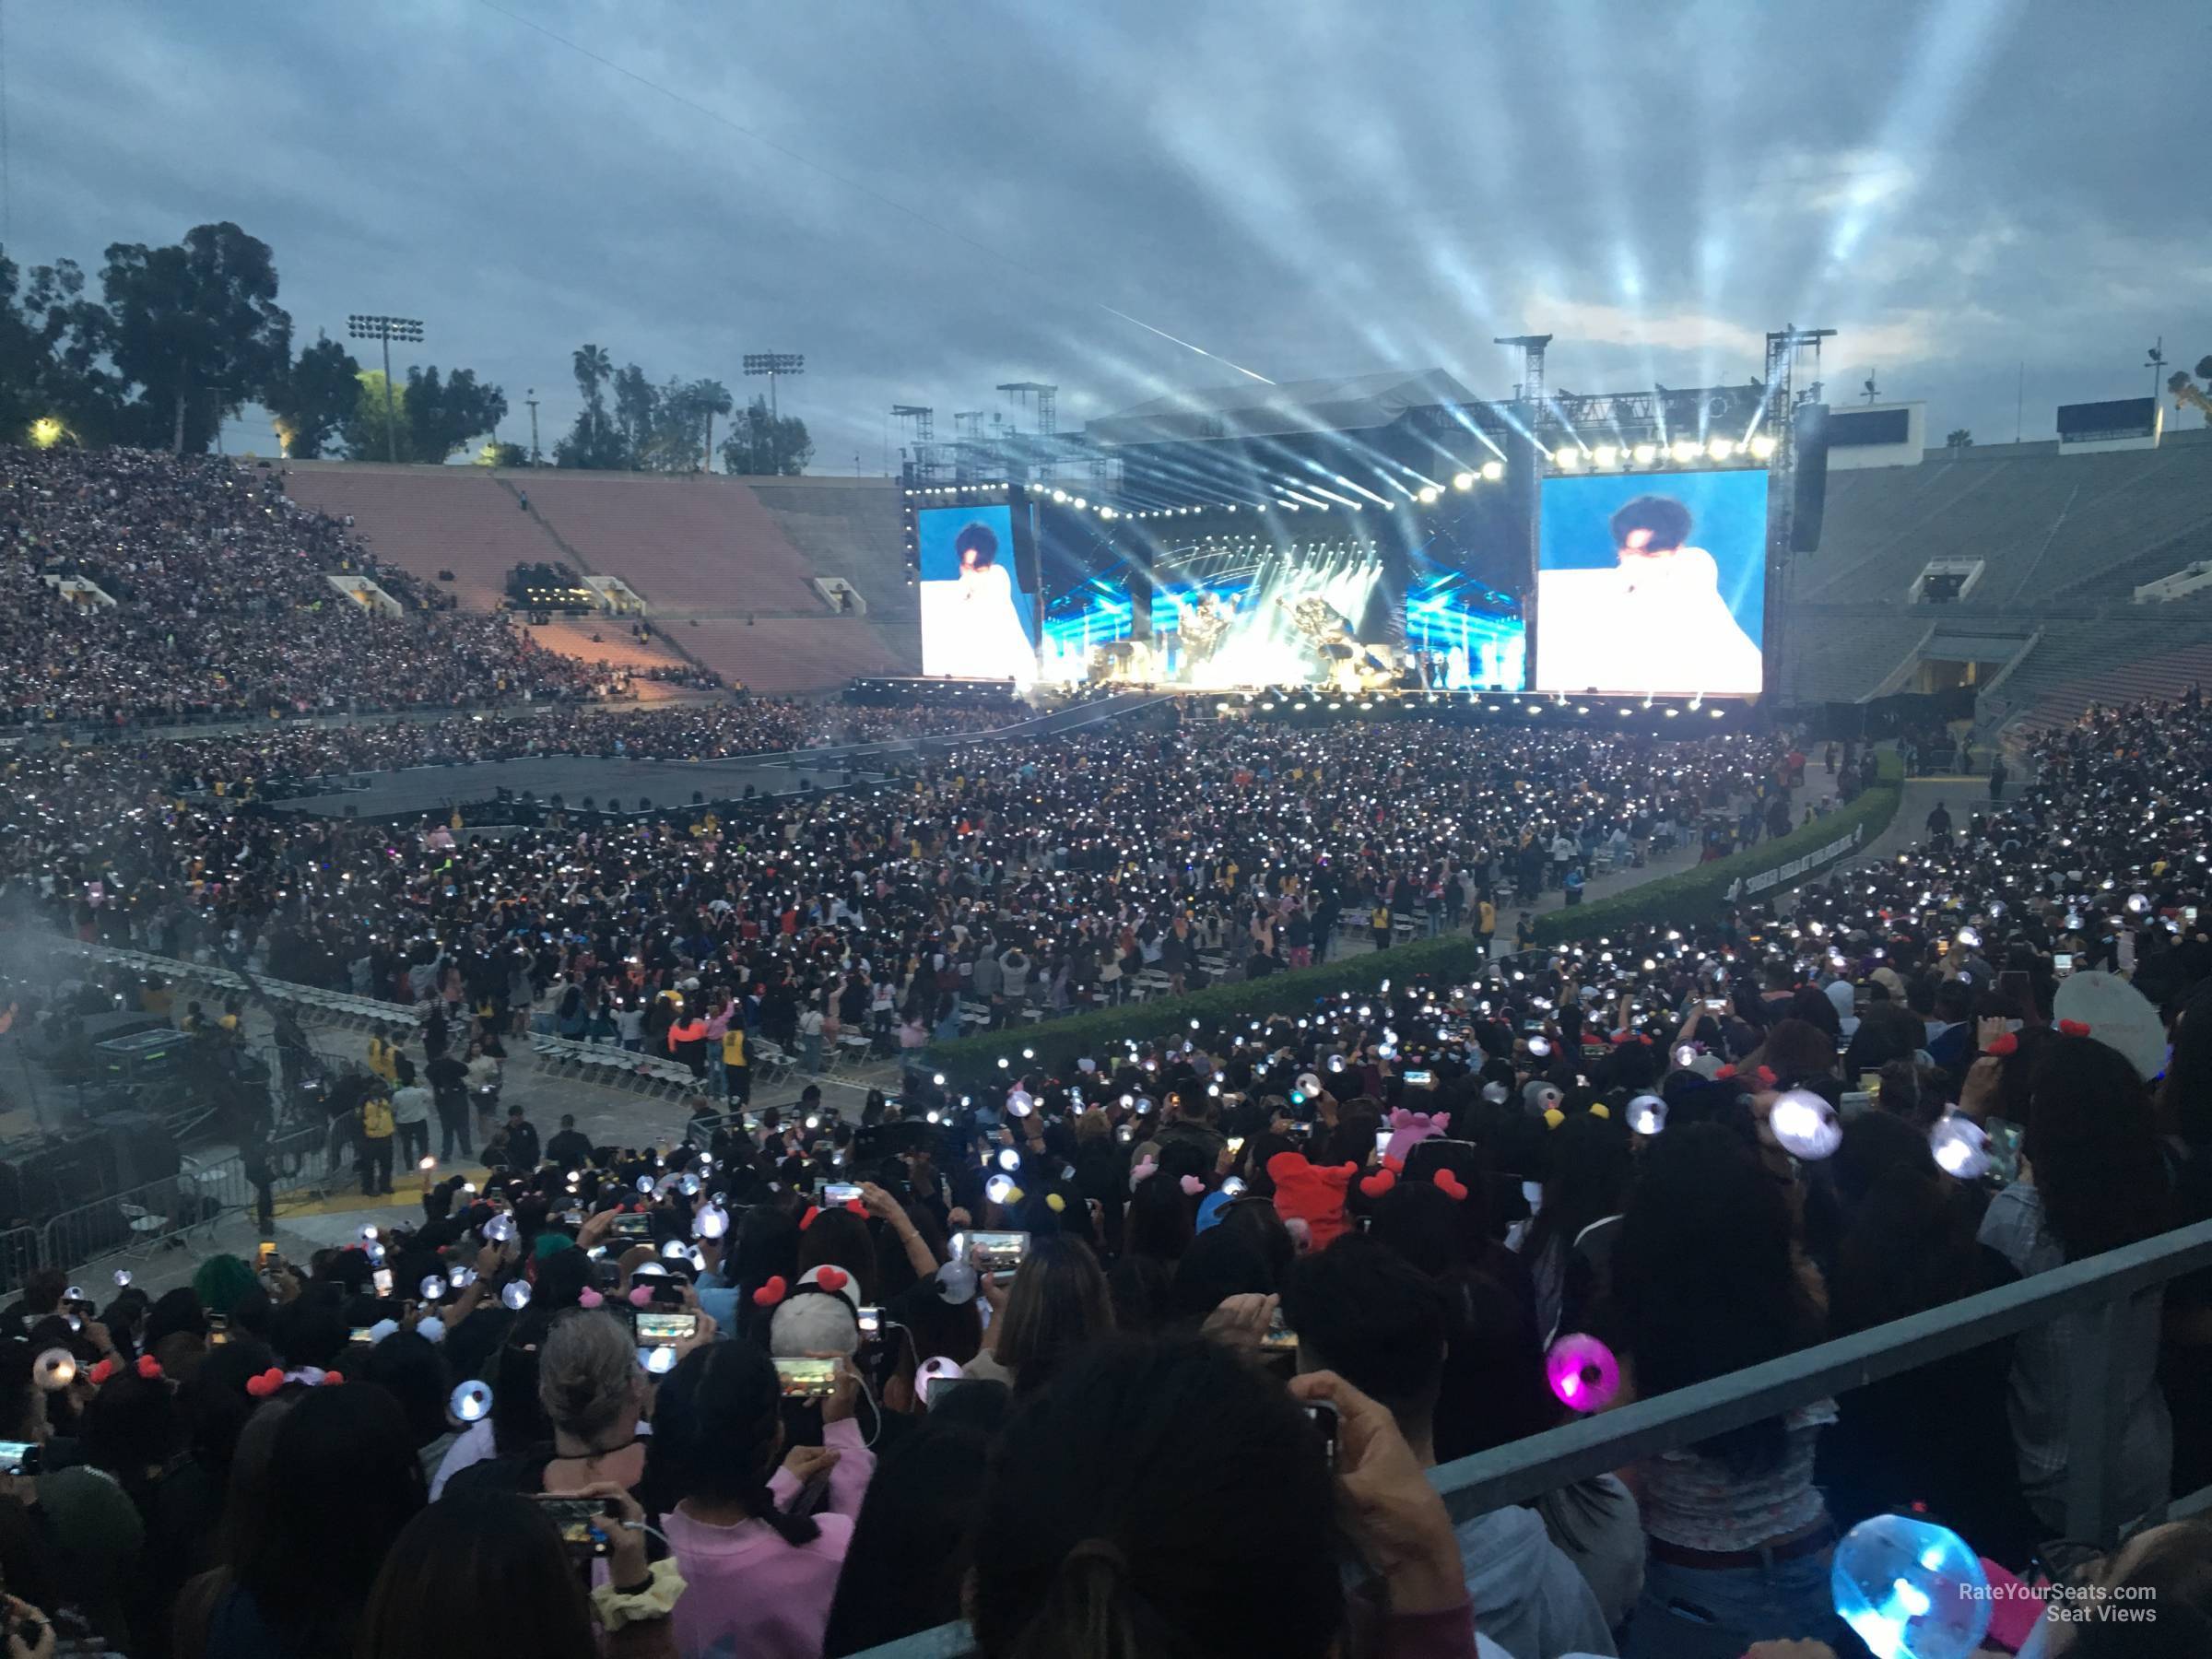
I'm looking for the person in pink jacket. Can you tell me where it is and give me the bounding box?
[647,1343,875,1659]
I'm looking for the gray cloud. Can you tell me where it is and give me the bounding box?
[8,0,2208,471]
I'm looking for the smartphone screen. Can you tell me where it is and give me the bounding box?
[372,1268,394,1298]
[533,1496,613,1557]
[949,1230,1030,1279]
[609,1213,653,1241]
[821,1182,863,1206]
[1402,1070,1434,1087]
[1305,1401,1339,1470]
[1261,1310,1299,1352]
[1985,1119,2025,1185]
[1373,1128,1393,1161]
[0,1441,41,1476]
[347,1325,379,1345]
[633,1311,699,1345]
[2053,952,2074,976]
[773,1358,839,1399]
[857,1305,882,1338]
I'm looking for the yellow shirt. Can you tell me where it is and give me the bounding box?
[722,1028,747,1066]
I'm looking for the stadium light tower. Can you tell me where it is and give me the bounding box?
[347,314,424,464]
[743,352,805,427]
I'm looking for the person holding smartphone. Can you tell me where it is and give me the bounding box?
[967,1338,1480,1659]
[648,1343,875,1659]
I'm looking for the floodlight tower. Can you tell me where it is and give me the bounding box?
[347,313,424,463]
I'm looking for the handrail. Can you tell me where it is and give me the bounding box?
[850,1216,2212,1658]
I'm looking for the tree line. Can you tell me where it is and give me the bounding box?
[0,219,812,473]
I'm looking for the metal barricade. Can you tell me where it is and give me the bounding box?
[0,1226,44,1294]
[37,1155,248,1278]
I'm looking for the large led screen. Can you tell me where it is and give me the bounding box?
[1535,470,1767,696]
[917,504,1037,688]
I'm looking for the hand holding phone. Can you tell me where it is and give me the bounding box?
[1287,1370,1463,1616]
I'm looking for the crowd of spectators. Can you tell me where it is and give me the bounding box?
[6,672,2212,1658]
[4,713,1801,1079]
[0,445,615,724]
[104,698,1034,799]
[13,448,2212,1657]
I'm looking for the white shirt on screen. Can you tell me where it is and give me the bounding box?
[920,561,1035,688]
[1535,546,1761,696]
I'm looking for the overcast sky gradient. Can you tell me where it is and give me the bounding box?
[7,0,2207,470]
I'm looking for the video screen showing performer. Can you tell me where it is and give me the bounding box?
[918,505,1037,689]
[1535,470,1767,697]
[1405,487,1528,691]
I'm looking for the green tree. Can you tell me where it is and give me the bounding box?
[719,394,813,476]
[265,331,360,458]
[690,377,733,471]
[1944,428,1974,449]
[100,221,290,453]
[570,341,612,454]
[405,365,508,464]
[610,363,656,467]
[474,440,529,467]
[2169,359,2212,427]
[344,370,408,461]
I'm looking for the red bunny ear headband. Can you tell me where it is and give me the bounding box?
[88,1355,164,1385]
[1357,1163,1467,1203]
[245,1366,345,1399]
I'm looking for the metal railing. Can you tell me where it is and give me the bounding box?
[853,1216,2212,1658]
[38,1155,249,1278]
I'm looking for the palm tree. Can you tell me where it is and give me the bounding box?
[571,344,613,446]
[571,343,612,401]
[692,378,734,472]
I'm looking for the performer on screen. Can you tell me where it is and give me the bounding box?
[1178,591,1230,679]
[943,520,1036,689]
[1536,492,1762,695]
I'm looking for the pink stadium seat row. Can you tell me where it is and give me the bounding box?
[277,465,562,612]
[519,475,824,614]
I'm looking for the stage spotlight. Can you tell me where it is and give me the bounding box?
[1418,485,1441,503]
[1073,497,1088,509]
[1100,505,1116,519]
[1052,488,1067,502]
[1707,438,1735,460]
[1553,447,1580,470]
[1632,442,1658,465]
[1592,445,1618,468]
[1749,433,1777,459]
[1480,460,1503,481]
[1669,440,1700,463]
[1453,471,1475,490]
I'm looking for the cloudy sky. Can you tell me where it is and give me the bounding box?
[7,0,2207,470]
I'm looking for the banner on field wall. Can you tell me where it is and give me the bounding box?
[1725,819,1866,903]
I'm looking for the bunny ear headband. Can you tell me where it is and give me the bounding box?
[88,1355,164,1385]
[246,1366,345,1399]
